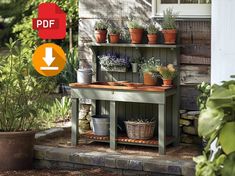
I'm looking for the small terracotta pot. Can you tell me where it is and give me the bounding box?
[143,72,156,86]
[109,34,120,43]
[163,79,172,86]
[95,30,107,43]
[147,34,157,44]
[129,28,144,44]
[162,29,177,44]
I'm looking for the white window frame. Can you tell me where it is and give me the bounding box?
[154,0,211,18]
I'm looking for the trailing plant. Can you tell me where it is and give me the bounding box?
[0,39,56,132]
[162,8,177,30]
[108,26,121,35]
[127,20,144,29]
[147,24,159,34]
[94,20,108,30]
[194,78,235,176]
[156,64,177,80]
[140,57,161,73]
[197,82,212,111]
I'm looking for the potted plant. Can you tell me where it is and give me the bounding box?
[108,26,121,43]
[140,57,161,86]
[94,20,108,43]
[0,40,55,171]
[156,64,177,86]
[147,24,159,44]
[124,119,156,140]
[162,8,177,44]
[98,53,130,72]
[127,20,144,44]
[131,58,140,73]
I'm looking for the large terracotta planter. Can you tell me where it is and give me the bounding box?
[0,131,35,171]
[143,72,156,86]
[109,34,120,43]
[95,30,107,43]
[163,79,172,86]
[147,34,157,44]
[162,29,177,44]
[129,28,144,44]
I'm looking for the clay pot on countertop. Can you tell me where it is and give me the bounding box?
[95,30,107,43]
[129,28,144,44]
[162,29,177,44]
[163,79,173,86]
[143,72,157,86]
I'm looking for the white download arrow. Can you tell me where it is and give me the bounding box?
[40,47,58,70]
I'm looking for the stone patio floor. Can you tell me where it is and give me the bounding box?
[34,128,201,176]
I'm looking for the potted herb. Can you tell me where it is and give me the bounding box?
[94,20,108,43]
[162,8,177,44]
[147,24,159,44]
[156,64,177,86]
[131,58,140,73]
[124,119,156,140]
[140,57,161,86]
[108,26,121,43]
[0,40,55,171]
[127,20,144,44]
[98,53,130,72]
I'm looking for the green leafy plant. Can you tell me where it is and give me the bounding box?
[162,8,177,30]
[194,78,235,176]
[131,57,141,64]
[140,57,161,73]
[108,26,121,35]
[0,39,55,131]
[147,24,159,34]
[197,82,212,110]
[94,20,108,30]
[156,64,176,80]
[127,20,144,29]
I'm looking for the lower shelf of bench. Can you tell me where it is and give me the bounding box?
[81,131,175,147]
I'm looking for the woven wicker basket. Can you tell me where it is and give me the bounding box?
[124,121,156,140]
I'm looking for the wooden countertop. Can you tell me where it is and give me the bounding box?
[69,82,175,92]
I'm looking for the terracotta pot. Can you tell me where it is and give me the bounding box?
[162,29,177,44]
[0,131,35,171]
[147,34,157,44]
[129,28,144,44]
[95,30,107,43]
[143,72,156,86]
[163,79,172,86]
[109,34,120,43]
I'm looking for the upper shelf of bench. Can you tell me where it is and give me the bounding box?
[85,43,181,49]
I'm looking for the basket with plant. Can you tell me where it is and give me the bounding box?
[108,26,121,43]
[156,64,177,86]
[127,20,144,44]
[147,24,159,44]
[94,20,108,43]
[140,57,161,86]
[162,8,177,44]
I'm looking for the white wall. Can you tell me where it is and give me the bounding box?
[211,0,235,84]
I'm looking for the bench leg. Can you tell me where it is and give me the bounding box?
[110,101,117,150]
[172,94,179,146]
[158,104,166,155]
[71,98,79,146]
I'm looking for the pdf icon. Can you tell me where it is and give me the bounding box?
[32,3,66,39]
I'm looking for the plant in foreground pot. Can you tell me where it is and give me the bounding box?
[127,20,144,44]
[0,40,55,171]
[94,20,108,43]
[140,57,161,86]
[156,64,177,86]
[194,78,235,176]
[147,24,159,44]
[162,8,177,44]
[108,26,121,44]
[125,118,156,140]
[98,53,130,72]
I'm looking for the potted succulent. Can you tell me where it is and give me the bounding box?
[147,24,159,44]
[140,57,161,86]
[124,119,156,140]
[0,40,54,171]
[127,20,144,44]
[108,26,121,43]
[162,8,177,44]
[94,20,108,43]
[131,58,140,73]
[156,64,177,86]
[98,53,130,72]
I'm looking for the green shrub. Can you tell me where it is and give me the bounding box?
[162,8,177,30]
[147,24,159,34]
[94,20,108,30]
[127,20,144,29]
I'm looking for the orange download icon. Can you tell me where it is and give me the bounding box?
[32,43,66,76]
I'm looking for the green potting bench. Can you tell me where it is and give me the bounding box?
[71,43,180,155]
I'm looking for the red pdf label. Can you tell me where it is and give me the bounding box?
[32,3,66,39]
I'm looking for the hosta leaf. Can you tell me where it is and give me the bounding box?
[221,152,235,176]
